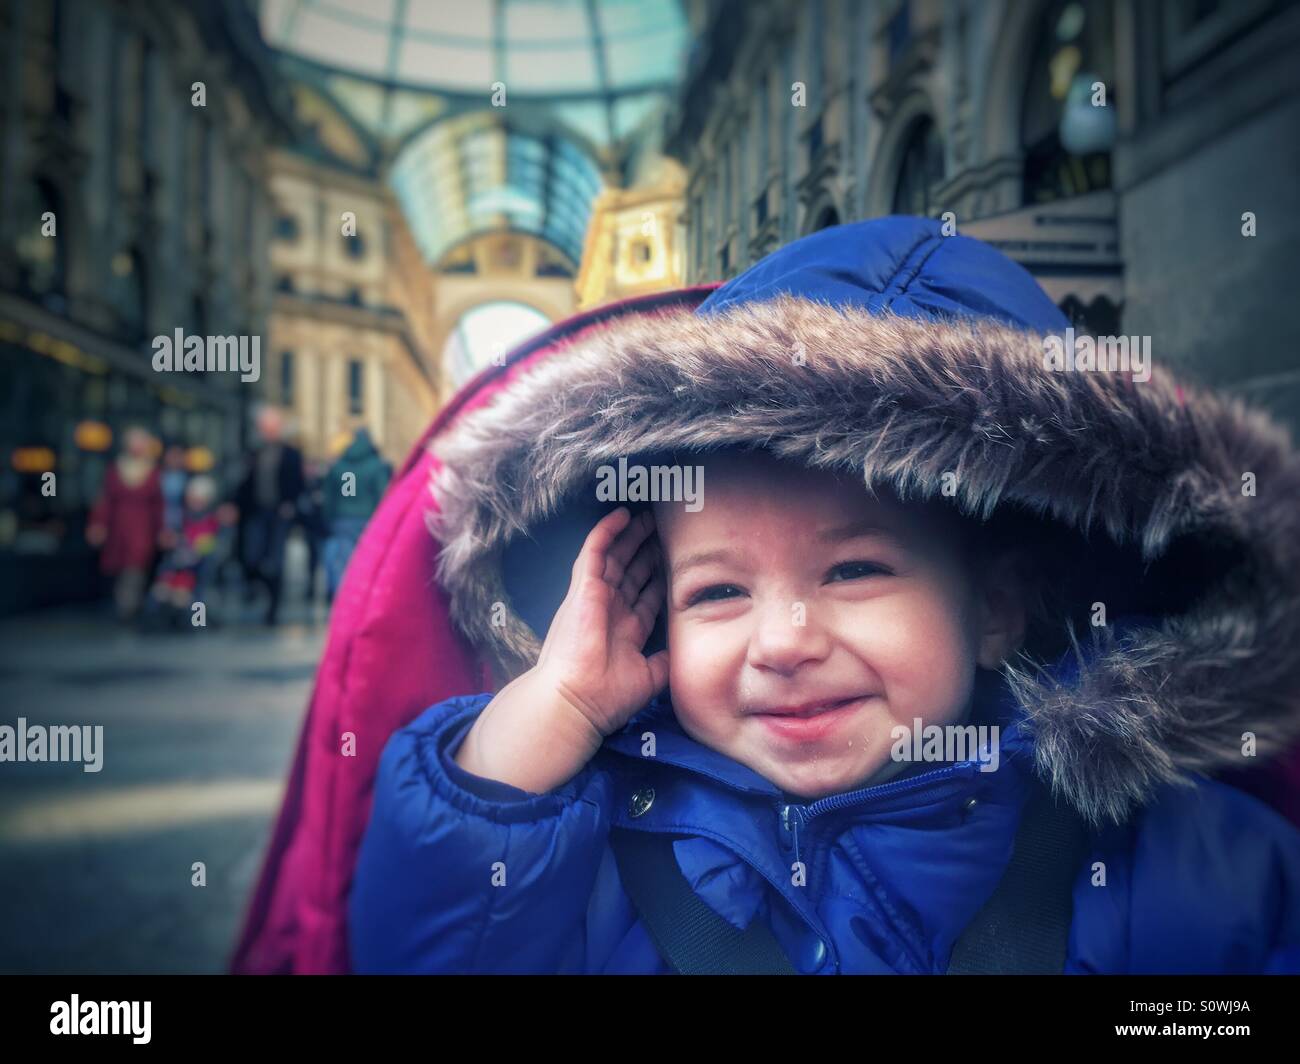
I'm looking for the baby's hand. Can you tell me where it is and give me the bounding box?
[534,506,669,737]
[454,507,668,794]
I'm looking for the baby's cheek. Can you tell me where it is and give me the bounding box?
[865,597,976,722]
[667,621,741,734]
[666,619,713,700]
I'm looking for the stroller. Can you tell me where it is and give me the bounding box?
[231,267,1300,975]
[142,475,226,631]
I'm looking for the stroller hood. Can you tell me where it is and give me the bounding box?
[431,217,1300,827]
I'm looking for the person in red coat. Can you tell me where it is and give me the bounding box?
[87,426,164,620]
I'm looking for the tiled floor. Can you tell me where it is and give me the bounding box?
[0,603,325,973]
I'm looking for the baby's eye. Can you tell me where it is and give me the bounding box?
[826,561,891,583]
[686,584,744,607]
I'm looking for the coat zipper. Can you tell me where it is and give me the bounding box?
[779,763,969,866]
[777,763,971,973]
[780,803,803,867]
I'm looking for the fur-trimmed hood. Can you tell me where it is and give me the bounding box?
[428,217,1300,827]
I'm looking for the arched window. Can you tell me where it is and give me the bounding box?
[16,179,66,298]
[1021,0,1116,205]
[891,116,944,217]
[812,206,841,232]
[114,246,149,339]
[347,359,364,415]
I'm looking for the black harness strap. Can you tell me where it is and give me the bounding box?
[945,779,1092,974]
[609,828,797,974]
[610,779,1089,975]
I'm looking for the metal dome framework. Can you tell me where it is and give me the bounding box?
[260,0,687,145]
[260,1,688,267]
[390,111,605,266]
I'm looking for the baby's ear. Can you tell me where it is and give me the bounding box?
[975,550,1029,669]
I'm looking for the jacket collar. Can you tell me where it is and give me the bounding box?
[599,666,1035,819]
[596,671,1039,953]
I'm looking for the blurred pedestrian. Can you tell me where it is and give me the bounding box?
[297,458,328,604]
[159,443,189,542]
[237,405,304,625]
[86,425,163,621]
[321,426,390,602]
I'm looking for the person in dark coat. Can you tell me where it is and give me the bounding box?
[237,405,305,625]
[320,426,391,601]
[345,217,1300,974]
[295,459,329,605]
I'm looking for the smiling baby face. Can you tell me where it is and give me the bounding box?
[652,450,1024,800]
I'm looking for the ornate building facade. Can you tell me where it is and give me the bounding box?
[0,0,289,613]
[668,0,1300,431]
[261,96,601,463]
[266,142,441,465]
[258,2,695,460]
[576,156,688,312]
[0,0,705,620]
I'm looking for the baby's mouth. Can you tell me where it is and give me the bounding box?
[748,695,867,718]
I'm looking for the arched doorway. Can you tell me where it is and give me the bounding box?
[441,301,552,389]
[891,115,945,217]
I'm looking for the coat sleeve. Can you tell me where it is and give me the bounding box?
[1072,778,1300,974]
[347,694,615,973]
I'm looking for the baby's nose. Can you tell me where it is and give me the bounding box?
[745,598,831,674]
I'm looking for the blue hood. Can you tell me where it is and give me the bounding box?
[429,212,1300,828]
[698,215,1069,333]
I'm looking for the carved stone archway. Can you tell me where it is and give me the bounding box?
[865,90,939,219]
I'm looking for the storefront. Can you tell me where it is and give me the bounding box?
[0,307,246,616]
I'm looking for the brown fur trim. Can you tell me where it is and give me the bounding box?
[428,295,1300,825]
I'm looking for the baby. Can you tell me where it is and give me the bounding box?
[453,449,1024,803]
[345,217,1300,976]
[351,443,1300,975]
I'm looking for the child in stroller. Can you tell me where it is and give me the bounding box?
[145,475,227,630]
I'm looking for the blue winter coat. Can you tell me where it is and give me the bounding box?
[348,217,1300,974]
[348,667,1300,975]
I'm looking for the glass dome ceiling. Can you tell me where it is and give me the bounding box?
[391,112,604,266]
[260,2,687,268]
[260,0,687,103]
